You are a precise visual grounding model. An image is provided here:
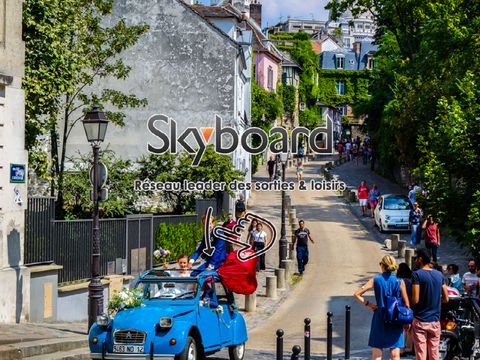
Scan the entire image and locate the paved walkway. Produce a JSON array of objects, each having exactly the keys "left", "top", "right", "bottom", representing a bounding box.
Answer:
[{"left": 331, "top": 159, "right": 470, "bottom": 273}]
